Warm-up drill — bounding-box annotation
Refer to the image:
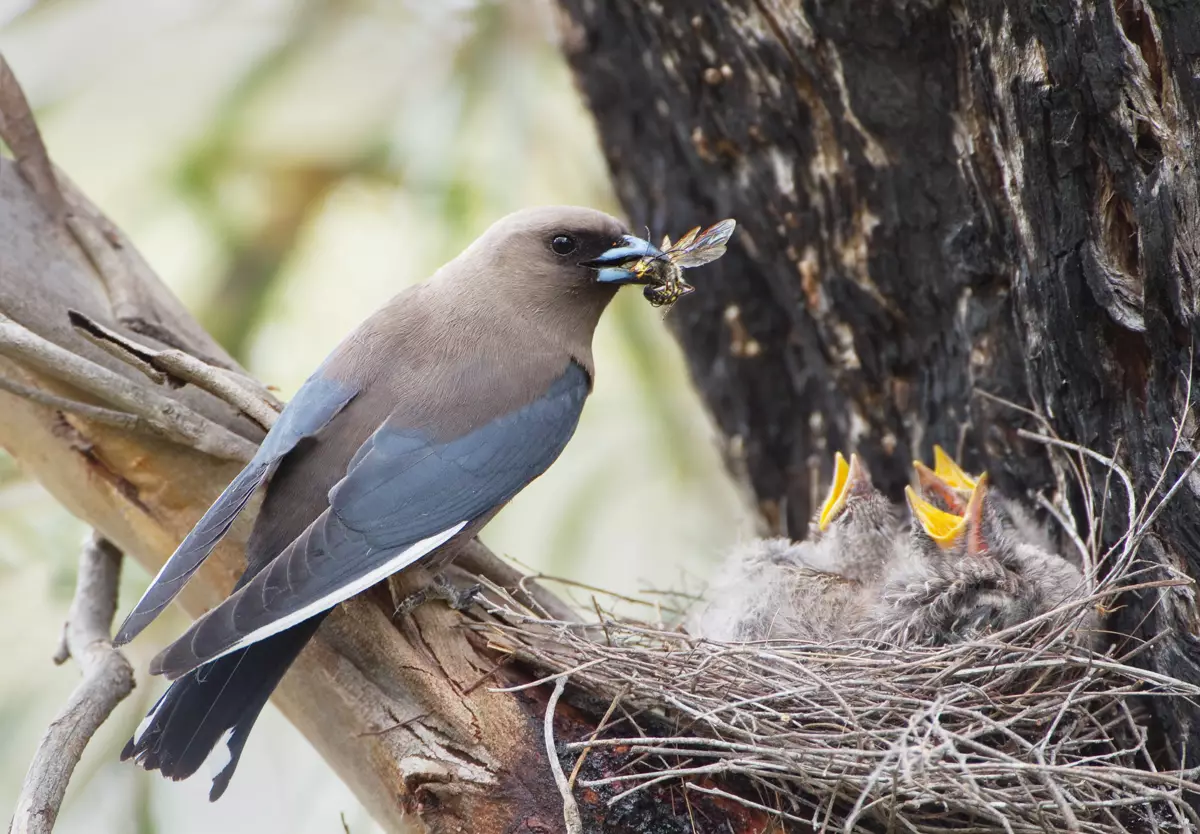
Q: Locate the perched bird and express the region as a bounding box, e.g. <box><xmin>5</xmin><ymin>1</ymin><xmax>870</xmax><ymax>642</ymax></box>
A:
<box><xmin>692</xmin><ymin>453</ymin><xmax>895</xmax><ymax>642</ymax></box>
<box><xmin>114</xmin><ymin>206</ymin><xmax>673</xmax><ymax>799</ymax></box>
<box><xmin>866</xmin><ymin>475</ymin><xmax>1094</xmax><ymax>646</ymax></box>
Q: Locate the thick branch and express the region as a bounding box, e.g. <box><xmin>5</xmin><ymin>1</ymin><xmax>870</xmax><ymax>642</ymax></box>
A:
<box><xmin>9</xmin><ymin>535</ymin><xmax>132</xmax><ymax>834</ymax></box>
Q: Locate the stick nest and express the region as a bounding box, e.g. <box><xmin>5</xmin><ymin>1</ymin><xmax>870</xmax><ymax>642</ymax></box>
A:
<box><xmin>480</xmin><ymin>436</ymin><xmax>1200</xmax><ymax>833</ymax></box>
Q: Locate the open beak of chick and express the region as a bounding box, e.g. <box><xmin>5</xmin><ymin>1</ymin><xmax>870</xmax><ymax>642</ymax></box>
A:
<box><xmin>912</xmin><ymin>445</ymin><xmax>980</xmax><ymax>514</ymax></box>
<box><xmin>907</xmin><ymin>472</ymin><xmax>992</xmax><ymax>554</ymax></box>
<box><xmin>818</xmin><ymin>452</ymin><xmax>873</xmax><ymax>531</ymax></box>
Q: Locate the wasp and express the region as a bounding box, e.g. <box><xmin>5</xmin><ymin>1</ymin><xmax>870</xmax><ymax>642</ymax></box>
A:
<box><xmin>633</xmin><ymin>218</ymin><xmax>737</xmax><ymax>307</ymax></box>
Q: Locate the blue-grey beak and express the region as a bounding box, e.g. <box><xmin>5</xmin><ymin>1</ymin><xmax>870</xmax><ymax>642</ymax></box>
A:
<box><xmin>582</xmin><ymin>235</ymin><xmax>662</xmax><ymax>284</ymax></box>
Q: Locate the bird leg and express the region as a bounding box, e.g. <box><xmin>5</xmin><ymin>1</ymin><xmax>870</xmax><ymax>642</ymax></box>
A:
<box><xmin>393</xmin><ymin>573</ymin><xmax>483</xmax><ymax>618</ymax></box>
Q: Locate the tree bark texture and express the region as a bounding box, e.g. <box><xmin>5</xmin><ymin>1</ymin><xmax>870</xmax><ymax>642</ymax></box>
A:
<box><xmin>557</xmin><ymin>0</ymin><xmax>1200</xmax><ymax>776</ymax></box>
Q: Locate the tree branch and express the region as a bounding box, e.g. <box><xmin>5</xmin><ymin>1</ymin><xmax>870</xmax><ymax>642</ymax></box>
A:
<box><xmin>0</xmin><ymin>312</ymin><xmax>257</xmax><ymax>461</ymax></box>
<box><xmin>10</xmin><ymin>534</ymin><xmax>133</xmax><ymax>834</ymax></box>
<box><xmin>68</xmin><ymin>310</ymin><xmax>281</xmax><ymax>431</ymax></box>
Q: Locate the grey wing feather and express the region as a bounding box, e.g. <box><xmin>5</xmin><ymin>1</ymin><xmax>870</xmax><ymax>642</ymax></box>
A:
<box><xmin>151</xmin><ymin>362</ymin><xmax>590</xmax><ymax>677</ymax></box>
<box><xmin>113</xmin><ymin>373</ymin><xmax>358</xmax><ymax>645</ymax></box>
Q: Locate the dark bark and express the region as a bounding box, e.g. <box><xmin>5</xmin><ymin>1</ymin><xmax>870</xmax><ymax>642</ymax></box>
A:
<box><xmin>557</xmin><ymin>0</ymin><xmax>1200</xmax><ymax>781</ymax></box>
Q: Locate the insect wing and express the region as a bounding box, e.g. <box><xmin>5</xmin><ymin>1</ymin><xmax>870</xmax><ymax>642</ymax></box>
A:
<box><xmin>668</xmin><ymin>225</ymin><xmax>703</xmax><ymax>253</ymax></box>
<box><xmin>672</xmin><ymin>219</ymin><xmax>736</xmax><ymax>268</ymax></box>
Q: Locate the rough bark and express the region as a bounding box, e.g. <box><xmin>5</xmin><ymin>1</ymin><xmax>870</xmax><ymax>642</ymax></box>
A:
<box><xmin>557</xmin><ymin>0</ymin><xmax>1200</xmax><ymax>781</ymax></box>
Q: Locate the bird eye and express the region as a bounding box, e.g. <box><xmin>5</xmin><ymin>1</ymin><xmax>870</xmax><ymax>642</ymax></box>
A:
<box><xmin>551</xmin><ymin>235</ymin><xmax>577</xmax><ymax>255</ymax></box>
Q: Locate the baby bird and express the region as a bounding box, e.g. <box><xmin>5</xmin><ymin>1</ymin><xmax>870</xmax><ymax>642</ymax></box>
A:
<box><xmin>689</xmin><ymin>537</ymin><xmax>864</xmax><ymax>642</ymax></box>
<box><xmin>866</xmin><ymin>475</ymin><xmax>1095</xmax><ymax>646</ymax></box>
<box><xmin>914</xmin><ymin>445</ymin><xmax>1056</xmax><ymax>555</ymax></box>
<box><xmin>802</xmin><ymin>452</ymin><xmax>899</xmax><ymax>583</ymax></box>
<box><xmin>692</xmin><ymin>452</ymin><xmax>896</xmax><ymax>642</ymax></box>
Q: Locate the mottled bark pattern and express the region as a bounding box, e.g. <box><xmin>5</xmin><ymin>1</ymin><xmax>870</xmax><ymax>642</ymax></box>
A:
<box><xmin>557</xmin><ymin>0</ymin><xmax>1200</xmax><ymax>777</ymax></box>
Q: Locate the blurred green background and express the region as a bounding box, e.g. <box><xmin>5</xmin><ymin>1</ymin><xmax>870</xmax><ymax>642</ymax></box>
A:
<box><xmin>0</xmin><ymin>1</ymin><xmax>753</xmax><ymax>831</ymax></box>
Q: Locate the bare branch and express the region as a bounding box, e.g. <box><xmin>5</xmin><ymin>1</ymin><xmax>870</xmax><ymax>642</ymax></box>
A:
<box><xmin>0</xmin><ymin>313</ymin><xmax>256</xmax><ymax>461</ymax></box>
<box><xmin>0</xmin><ymin>54</ymin><xmax>66</xmax><ymax>223</ymax></box>
<box><xmin>0</xmin><ymin>373</ymin><xmax>143</xmax><ymax>432</ymax></box>
<box><xmin>10</xmin><ymin>534</ymin><xmax>133</xmax><ymax>834</ymax></box>
<box><xmin>68</xmin><ymin>311</ymin><xmax>282</xmax><ymax>431</ymax></box>
<box><xmin>543</xmin><ymin>676</ymin><xmax>582</xmax><ymax>834</ymax></box>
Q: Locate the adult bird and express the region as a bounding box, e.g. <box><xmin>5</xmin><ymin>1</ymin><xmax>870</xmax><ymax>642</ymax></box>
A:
<box><xmin>114</xmin><ymin>206</ymin><xmax>665</xmax><ymax>799</ymax></box>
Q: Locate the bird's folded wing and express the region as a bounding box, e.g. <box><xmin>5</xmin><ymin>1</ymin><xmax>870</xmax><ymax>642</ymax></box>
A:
<box><xmin>114</xmin><ymin>373</ymin><xmax>358</xmax><ymax>645</ymax></box>
<box><xmin>151</xmin><ymin>361</ymin><xmax>590</xmax><ymax>678</ymax></box>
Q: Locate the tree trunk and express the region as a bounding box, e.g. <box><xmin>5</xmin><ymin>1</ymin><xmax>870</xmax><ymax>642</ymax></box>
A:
<box><xmin>557</xmin><ymin>0</ymin><xmax>1200</xmax><ymax>780</ymax></box>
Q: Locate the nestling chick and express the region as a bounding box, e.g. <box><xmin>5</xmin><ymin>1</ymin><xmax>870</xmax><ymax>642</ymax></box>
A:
<box><xmin>802</xmin><ymin>452</ymin><xmax>900</xmax><ymax>583</ymax></box>
<box><xmin>913</xmin><ymin>445</ymin><xmax>1057</xmax><ymax>556</ymax></box>
<box><xmin>690</xmin><ymin>537</ymin><xmax>864</xmax><ymax>642</ymax></box>
<box><xmin>865</xmin><ymin>475</ymin><xmax>1095</xmax><ymax>646</ymax></box>
<box><xmin>693</xmin><ymin>452</ymin><xmax>895</xmax><ymax>642</ymax></box>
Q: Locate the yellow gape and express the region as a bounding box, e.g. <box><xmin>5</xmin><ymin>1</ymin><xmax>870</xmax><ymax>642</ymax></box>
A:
<box><xmin>906</xmin><ymin>486</ymin><xmax>966</xmax><ymax>548</ymax></box>
<box><xmin>818</xmin><ymin>452</ymin><xmax>851</xmax><ymax>531</ymax></box>
<box><xmin>932</xmin><ymin>445</ymin><xmax>978</xmax><ymax>491</ymax></box>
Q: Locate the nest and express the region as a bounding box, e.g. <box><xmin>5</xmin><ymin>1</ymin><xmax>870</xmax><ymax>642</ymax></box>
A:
<box><xmin>480</xmin><ymin>434</ymin><xmax>1200</xmax><ymax>833</ymax></box>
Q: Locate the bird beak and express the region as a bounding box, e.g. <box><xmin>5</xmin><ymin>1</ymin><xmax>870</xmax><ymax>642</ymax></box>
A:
<box><xmin>932</xmin><ymin>445</ymin><xmax>978</xmax><ymax>491</ymax></box>
<box><xmin>906</xmin><ymin>486</ymin><xmax>967</xmax><ymax>548</ymax></box>
<box><xmin>583</xmin><ymin>235</ymin><xmax>663</xmax><ymax>284</ymax></box>
<box><xmin>963</xmin><ymin>473</ymin><xmax>991</xmax><ymax>556</ymax></box>
<box><xmin>818</xmin><ymin>452</ymin><xmax>871</xmax><ymax>531</ymax></box>
<box><xmin>912</xmin><ymin>461</ymin><xmax>968</xmax><ymax>514</ymax></box>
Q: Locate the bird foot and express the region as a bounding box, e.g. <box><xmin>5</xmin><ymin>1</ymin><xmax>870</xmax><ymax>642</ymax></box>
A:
<box><xmin>393</xmin><ymin>573</ymin><xmax>482</xmax><ymax>618</ymax></box>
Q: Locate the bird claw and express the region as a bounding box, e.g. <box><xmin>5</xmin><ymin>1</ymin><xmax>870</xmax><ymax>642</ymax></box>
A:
<box><xmin>393</xmin><ymin>574</ymin><xmax>482</xmax><ymax>618</ymax></box>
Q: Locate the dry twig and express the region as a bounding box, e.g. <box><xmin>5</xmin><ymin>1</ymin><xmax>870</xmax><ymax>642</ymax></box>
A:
<box><xmin>544</xmin><ymin>676</ymin><xmax>583</xmax><ymax>834</ymax></box>
<box><xmin>0</xmin><ymin>313</ymin><xmax>256</xmax><ymax>461</ymax></box>
<box><xmin>68</xmin><ymin>310</ymin><xmax>281</xmax><ymax>430</ymax></box>
<box><xmin>10</xmin><ymin>535</ymin><xmax>133</xmax><ymax>834</ymax></box>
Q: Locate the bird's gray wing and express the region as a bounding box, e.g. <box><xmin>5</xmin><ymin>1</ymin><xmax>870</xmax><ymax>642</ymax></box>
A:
<box><xmin>151</xmin><ymin>361</ymin><xmax>589</xmax><ymax>678</ymax></box>
<box><xmin>114</xmin><ymin>372</ymin><xmax>358</xmax><ymax>645</ymax></box>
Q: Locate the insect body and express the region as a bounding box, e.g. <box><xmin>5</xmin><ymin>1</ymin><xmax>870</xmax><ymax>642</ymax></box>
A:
<box><xmin>634</xmin><ymin>219</ymin><xmax>736</xmax><ymax>307</ymax></box>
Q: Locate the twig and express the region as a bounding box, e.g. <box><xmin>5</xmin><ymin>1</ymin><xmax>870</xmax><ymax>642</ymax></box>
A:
<box><xmin>0</xmin><ymin>54</ymin><xmax>66</xmax><ymax>222</ymax></box>
<box><xmin>453</xmin><ymin>538</ymin><xmax>580</xmax><ymax>623</ymax></box>
<box><xmin>68</xmin><ymin>311</ymin><xmax>280</xmax><ymax>430</ymax></box>
<box><xmin>0</xmin><ymin>313</ymin><xmax>256</xmax><ymax>461</ymax></box>
<box><xmin>544</xmin><ymin>676</ymin><xmax>582</xmax><ymax>834</ymax></box>
<box><xmin>0</xmin><ymin>373</ymin><xmax>143</xmax><ymax>432</ymax></box>
<box><xmin>10</xmin><ymin>534</ymin><xmax>134</xmax><ymax>834</ymax></box>
<box><xmin>568</xmin><ymin>685</ymin><xmax>630</xmax><ymax>789</ymax></box>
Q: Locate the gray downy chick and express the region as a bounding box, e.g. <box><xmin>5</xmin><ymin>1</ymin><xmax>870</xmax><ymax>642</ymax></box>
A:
<box><xmin>914</xmin><ymin>445</ymin><xmax>1057</xmax><ymax>556</ymax></box>
<box><xmin>692</xmin><ymin>452</ymin><xmax>896</xmax><ymax>642</ymax></box>
<box><xmin>866</xmin><ymin>475</ymin><xmax>1096</xmax><ymax>647</ymax></box>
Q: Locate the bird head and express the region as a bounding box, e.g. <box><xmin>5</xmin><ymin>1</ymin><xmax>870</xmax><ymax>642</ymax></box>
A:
<box><xmin>460</xmin><ymin>207</ymin><xmax>665</xmax><ymax>338</ymax></box>
<box><xmin>907</xmin><ymin>472</ymin><xmax>1010</xmax><ymax>559</ymax></box>
<box><xmin>906</xmin><ymin>485</ymin><xmax>968</xmax><ymax>552</ymax></box>
<box><xmin>911</xmin><ymin>445</ymin><xmax>979</xmax><ymax>513</ymax></box>
<box><xmin>810</xmin><ymin>452</ymin><xmax>897</xmax><ymax>581</ymax></box>
<box><xmin>817</xmin><ymin>452</ymin><xmax>880</xmax><ymax>532</ymax></box>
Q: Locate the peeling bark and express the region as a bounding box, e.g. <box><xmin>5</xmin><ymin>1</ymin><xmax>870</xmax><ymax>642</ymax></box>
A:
<box><xmin>557</xmin><ymin>0</ymin><xmax>1200</xmax><ymax>788</ymax></box>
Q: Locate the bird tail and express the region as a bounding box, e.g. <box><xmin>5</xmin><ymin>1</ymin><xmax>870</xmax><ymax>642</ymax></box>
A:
<box><xmin>121</xmin><ymin>616</ymin><xmax>324</xmax><ymax>800</ymax></box>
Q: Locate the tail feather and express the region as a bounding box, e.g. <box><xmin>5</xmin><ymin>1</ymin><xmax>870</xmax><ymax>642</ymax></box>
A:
<box><xmin>123</xmin><ymin>616</ymin><xmax>324</xmax><ymax>800</ymax></box>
